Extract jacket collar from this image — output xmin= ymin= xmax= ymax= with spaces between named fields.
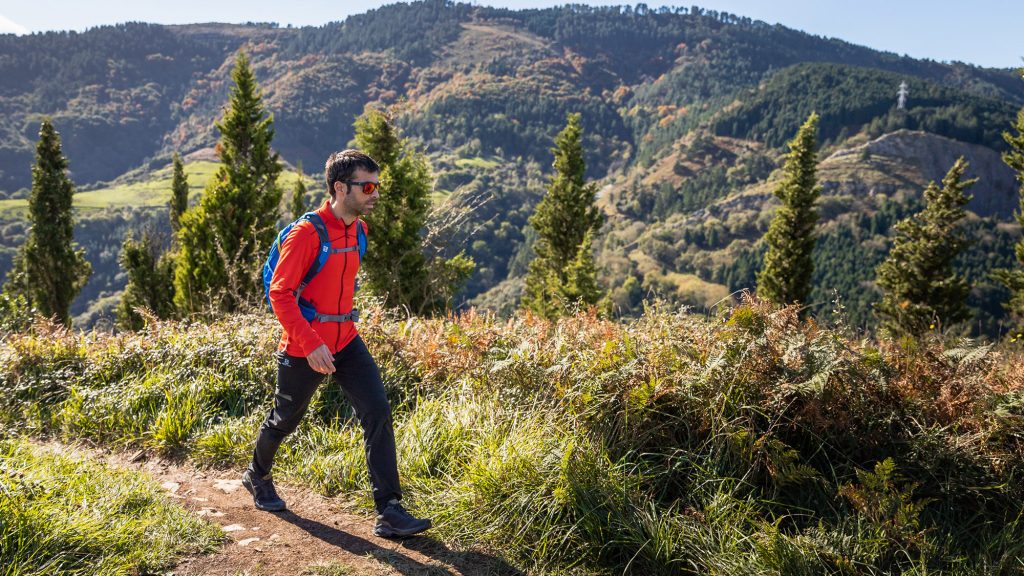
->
xmin=315 ymin=199 xmax=357 ymax=232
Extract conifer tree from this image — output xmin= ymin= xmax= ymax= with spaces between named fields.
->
xmin=994 ymin=90 xmax=1024 ymax=327
xmin=353 ymin=108 xmax=473 ymax=313
xmin=757 ymin=112 xmax=820 ymax=308
xmin=290 ymin=161 xmax=309 ymax=220
xmin=116 ymin=153 xmax=187 ymax=329
xmin=173 ymin=52 xmax=283 ymax=314
xmin=169 ymin=153 xmax=188 ymax=235
xmin=521 ymin=113 xmax=604 ymax=318
xmin=875 ymin=157 xmax=976 ymax=335
xmin=561 ymin=229 xmax=602 ymax=307
xmin=115 ymin=231 xmax=176 ymax=330
xmin=4 ymin=120 xmax=91 ymax=326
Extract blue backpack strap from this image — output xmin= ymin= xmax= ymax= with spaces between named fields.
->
xmin=357 ymin=219 xmax=367 ymax=260
xmin=293 ymin=213 xmax=331 ymax=321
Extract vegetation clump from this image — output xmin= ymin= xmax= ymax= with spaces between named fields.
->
xmin=0 ymin=438 xmax=222 ymax=576
xmin=1 ymin=299 xmax=1022 ymax=574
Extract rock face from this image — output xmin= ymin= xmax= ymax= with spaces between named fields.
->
xmin=678 ymin=130 xmax=1018 ymax=231
xmin=826 ymin=130 xmax=1018 ymax=218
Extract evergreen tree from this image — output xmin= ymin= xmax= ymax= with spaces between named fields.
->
xmin=116 ymin=153 xmax=186 ymax=329
xmin=561 ymin=229 xmax=602 ymax=308
xmin=521 ymin=113 xmax=604 ymax=318
xmin=354 ymin=108 xmax=473 ymax=313
xmin=173 ymin=52 xmax=283 ymax=314
xmin=993 ymin=88 xmax=1024 ymax=328
xmin=875 ymin=157 xmax=976 ymax=335
xmin=289 ymin=161 xmax=309 ymax=220
xmin=757 ymin=112 xmax=820 ymax=307
xmin=115 ymin=230 xmax=176 ymax=330
xmin=4 ymin=120 xmax=91 ymax=326
xmin=169 ymin=153 xmax=188 ymax=235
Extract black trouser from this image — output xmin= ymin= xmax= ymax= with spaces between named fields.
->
xmin=249 ymin=335 xmax=401 ymax=513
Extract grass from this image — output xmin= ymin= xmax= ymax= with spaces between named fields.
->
xmin=0 ymin=161 xmax=315 ymax=218
xmin=304 ymin=561 xmax=356 ymax=575
xmin=0 ymin=437 xmax=222 ymax=576
xmin=1 ymin=301 xmax=1023 ymax=574
xmin=454 ymin=156 xmax=501 ymax=170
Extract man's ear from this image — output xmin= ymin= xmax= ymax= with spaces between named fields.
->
xmin=333 ymin=181 xmax=346 ymax=197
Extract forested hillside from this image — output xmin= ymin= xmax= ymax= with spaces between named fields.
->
xmin=0 ymin=0 xmax=1020 ymax=333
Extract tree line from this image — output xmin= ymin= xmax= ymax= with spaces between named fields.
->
xmin=7 ymin=49 xmax=1024 ymax=339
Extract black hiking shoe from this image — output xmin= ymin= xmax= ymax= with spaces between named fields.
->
xmin=242 ymin=469 xmax=286 ymax=512
xmin=374 ymin=501 xmax=431 ymax=538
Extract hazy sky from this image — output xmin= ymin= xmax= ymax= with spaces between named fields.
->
xmin=1 ymin=1 xmax=1021 ymax=69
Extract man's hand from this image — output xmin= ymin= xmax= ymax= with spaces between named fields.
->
xmin=306 ymin=344 xmax=335 ymax=374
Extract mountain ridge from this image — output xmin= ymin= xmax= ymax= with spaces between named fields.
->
xmin=0 ymin=1 xmax=1019 ymax=332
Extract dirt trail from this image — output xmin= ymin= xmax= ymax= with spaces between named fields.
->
xmin=84 ymin=446 xmax=523 ymax=576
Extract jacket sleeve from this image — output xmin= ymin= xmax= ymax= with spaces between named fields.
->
xmin=268 ymin=222 xmax=325 ymax=356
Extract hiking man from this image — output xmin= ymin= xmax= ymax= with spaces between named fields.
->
xmin=243 ymin=149 xmax=431 ymax=538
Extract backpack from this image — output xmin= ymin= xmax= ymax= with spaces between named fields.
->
xmin=262 ymin=212 xmax=366 ymax=323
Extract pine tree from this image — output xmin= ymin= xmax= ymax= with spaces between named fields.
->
xmin=875 ymin=157 xmax=976 ymax=335
xmin=4 ymin=120 xmax=91 ymax=326
xmin=116 ymin=153 xmax=186 ymax=329
xmin=561 ymin=229 xmax=602 ymax=308
xmin=173 ymin=52 xmax=283 ymax=314
xmin=115 ymin=230 xmax=176 ymax=330
xmin=757 ymin=112 xmax=820 ymax=307
xmin=289 ymin=161 xmax=308 ymax=220
xmin=354 ymin=108 xmax=473 ymax=313
xmin=521 ymin=113 xmax=604 ymax=318
xmin=993 ymin=90 xmax=1024 ymax=328
xmin=169 ymin=153 xmax=189 ymax=235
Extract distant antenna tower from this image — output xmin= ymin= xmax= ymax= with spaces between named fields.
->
xmin=897 ymin=81 xmax=909 ymax=110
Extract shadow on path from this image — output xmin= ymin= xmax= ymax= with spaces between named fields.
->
xmin=275 ymin=510 xmax=523 ymax=575
xmin=401 ymin=535 xmax=525 ymax=576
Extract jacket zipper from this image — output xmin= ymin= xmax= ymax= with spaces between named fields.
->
xmin=335 ymin=220 xmax=350 ymax=351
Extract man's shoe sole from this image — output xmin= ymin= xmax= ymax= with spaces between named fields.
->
xmin=241 ymin=475 xmax=287 ymax=512
xmin=374 ymin=520 xmax=431 ymax=538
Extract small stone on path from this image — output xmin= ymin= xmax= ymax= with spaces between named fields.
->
xmin=213 ymin=478 xmax=242 ymax=493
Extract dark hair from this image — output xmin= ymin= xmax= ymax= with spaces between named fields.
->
xmin=325 ymin=149 xmax=380 ymax=197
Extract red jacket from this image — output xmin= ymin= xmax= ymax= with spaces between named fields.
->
xmin=268 ymin=200 xmax=365 ymax=356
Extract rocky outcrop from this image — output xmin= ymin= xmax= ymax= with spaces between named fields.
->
xmin=826 ymin=130 xmax=1017 ymax=218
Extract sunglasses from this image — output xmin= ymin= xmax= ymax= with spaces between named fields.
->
xmin=345 ymin=180 xmax=380 ymax=195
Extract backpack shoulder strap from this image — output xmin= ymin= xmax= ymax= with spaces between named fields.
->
xmin=296 ymin=212 xmax=331 ymax=295
xmin=356 ymin=219 xmax=367 ymax=260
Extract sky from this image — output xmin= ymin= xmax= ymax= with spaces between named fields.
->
xmin=0 ymin=0 xmax=1021 ymax=69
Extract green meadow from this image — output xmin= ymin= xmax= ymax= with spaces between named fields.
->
xmin=0 ymin=161 xmax=317 ymax=218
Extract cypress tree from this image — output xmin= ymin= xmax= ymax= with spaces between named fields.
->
xmin=875 ymin=157 xmax=976 ymax=335
xmin=169 ymin=153 xmax=189 ymax=235
xmin=561 ymin=229 xmax=602 ymax=308
xmin=521 ymin=113 xmax=604 ymax=318
xmin=354 ymin=108 xmax=473 ymax=313
xmin=994 ymin=91 xmax=1024 ymax=328
xmin=289 ymin=161 xmax=308 ymax=220
xmin=115 ymin=231 xmax=176 ymax=330
xmin=4 ymin=120 xmax=91 ymax=326
xmin=757 ymin=112 xmax=820 ymax=308
xmin=116 ymin=153 xmax=187 ymax=329
xmin=173 ymin=52 xmax=283 ymax=314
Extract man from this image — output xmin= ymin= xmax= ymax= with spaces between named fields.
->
xmin=243 ymin=149 xmax=431 ymax=538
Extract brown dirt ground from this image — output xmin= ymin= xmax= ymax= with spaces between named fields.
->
xmin=70 ymin=444 xmax=525 ymax=576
